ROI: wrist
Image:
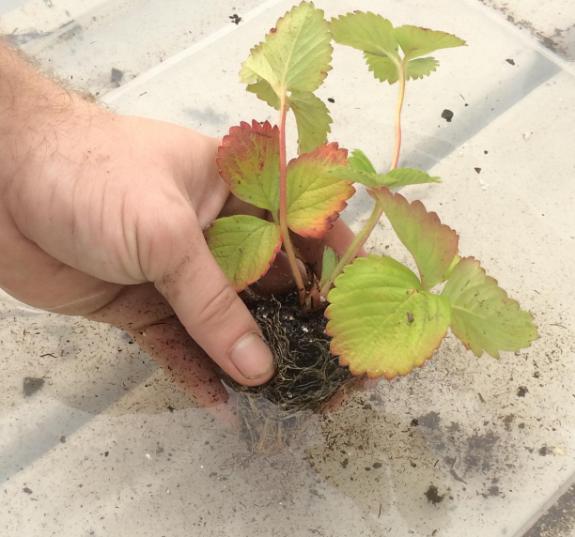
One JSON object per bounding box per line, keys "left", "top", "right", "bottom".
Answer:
{"left": 0, "top": 42, "right": 104, "bottom": 193}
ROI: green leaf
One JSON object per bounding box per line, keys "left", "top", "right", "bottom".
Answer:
{"left": 349, "top": 149, "right": 376, "bottom": 175}
{"left": 364, "top": 52, "right": 400, "bottom": 84}
{"left": 328, "top": 148, "right": 379, "bottom": 185}
{"left": 379, "top": 188, "right": 459, "bottom": 289}
{"left": 326, "top": 255, "right": 451, "bottom": 378}
{"left": 286, "top": 143, "right": 355, "bottom": 237}
{"left": 320, "top": 246, "right": 339, "bottom": 289}
{"left": 406, "top": 57, "right": 439, "bottom": 80}
{"left": 246, "top": 80, "right": 280, "bottom": 109}
{"left": 442, "top": 257, "right": 538, "bottom": 357}
{"left": 206, "top": 216, "right": 282, "bottom": 291}
{"left": 383, "top": 168, "right": 441, "bottom": 188}
{"left": 394, "top": 25, "right": 466, "bottom": 60}
{"left": 217, "top": 120, "right": 279, "bottom": 214}
{"left": 240, "top": 2, "right": 332, "bottom": 96}
{"left": 330, "top": 12, "right": 398, "bottom": 59}
{"left": 331, "top": 12, "right": 401, "bottom": 84}
{"left": 289, "top": 91, "right": 332, "bottom": 154}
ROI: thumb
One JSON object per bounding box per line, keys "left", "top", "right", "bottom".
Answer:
{"left": 153, "top": 217, "right": 275, "bottom": 387}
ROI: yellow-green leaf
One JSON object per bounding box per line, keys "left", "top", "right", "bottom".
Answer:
{"left": 349, "top": 149, "right": 376, "bottom": 175}
{"left": 383, "top": 168, "right": 441, "bottom": 188}
{"left": 394, "top": 25, "right": 466, "bottom": 60}
{"left": 289, "top": 91, "right": 332, "bottom": 154}
{"left": 246, "top": 79, "right": 280, "bottom": 109}
{"left": 330, "top": 12, "right": 398, "bottom": 59}
{"left": 364, "top": 52, "right": 400, "bottom": 84}
{"left": 240, "top": 2, "right": 332, "bottom": 96}
{"left": 442, "top": 257, "right": 538, "bottom": 357}
{"left": 206, "top": 216, "right": 282, "bottom": 291}
{"left": 379, "top": 189, "right": 459, "bottom": 289}
{"left": 331, "top": 12, "right": 401, "bottom": 84}
{"left": 286, "top": 143, "right": 354, "bottom": 237}
{"left": 328, "top": 148, "right": 378, "bottom": 185}
{"left": 217, "top": 120, "right": 279, "bottom": 214}
{"left": 406, "top": 57, "right": 439, "bottom": 80}
{"left": 326, "top": 255, "right": 451, "bottom": 378}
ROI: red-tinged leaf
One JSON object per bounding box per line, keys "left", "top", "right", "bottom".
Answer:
{"left": 286, "top": 143, "right": 355, "bottom": 238}
{"left": 326, "top": 256, "right": 451, "bottom": 378}
{"left": 216, "top": 120, "right": 280, "bottom": 214}
{"left": 379, "top": 188, "right": 459, "bottom": 289}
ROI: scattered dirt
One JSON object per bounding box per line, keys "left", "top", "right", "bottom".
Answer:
{"left": 425, "top": 485, "right": 445, "bottom": 505}
{"left": 22, "top": 377, "right": 45, "bottom": 397}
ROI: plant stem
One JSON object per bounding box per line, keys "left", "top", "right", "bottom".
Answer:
{"left": 278, "top": 94, "right": 306, "bottom": 303}
{"left": 320, "top": 62, "right": 407, "bottom": 296}
{"left": 390, "top": 61, "right": 407, "bottom": 170}
{"left": 319, "top": 202, "right": 384, "bottom": 297}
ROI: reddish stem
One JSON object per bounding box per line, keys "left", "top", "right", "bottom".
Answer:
{"left": 278, "top": 94, "right": 306, "bottom": 303}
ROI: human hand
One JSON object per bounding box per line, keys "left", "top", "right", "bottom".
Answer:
{"left": 0, "top": 44, "right": 365, "bottom": 414}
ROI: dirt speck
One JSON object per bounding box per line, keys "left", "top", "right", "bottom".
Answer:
{"left": 517, "top": 386, "right": 529, "bottom": 397}
{"left": 506, "top": 58, "right": 516, "bottom": 65}
{"left": 465, "top": 431, "right": 499, "bottom": 472}
{"left": 327, "top": 97, "right": 335, "bottom": 103}
{"left": 502, "top": 414, "right": 515, "bottom": 432}
{"left": 441, "top": 109, "right": 454, "bottom": 122}
{"left": 110, "top": 67, "right": 124, "bottom": 86}
{"left": 425, "top": 485, "right": 445, "bottom": 505}
{"left": 539, "top": 446, "right": 550, "bottom": 456}
{"left": 229, "top": 14, "right": 242, "bottom": 25}
{"left": 22, "top": 487, "right": 33, "bottom": 494}
{"left": 23, "top": 377, "right": 45, "bottom": 397}
{"left": 418, "top": 411, "right": 441, "bottom": 430}
{"left": 474, "top": 167, "right": 482, "bottom": 174}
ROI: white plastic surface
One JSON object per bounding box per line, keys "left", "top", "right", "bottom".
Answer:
{"left": 1, "top": 1, "right": 574, "bottom": 536}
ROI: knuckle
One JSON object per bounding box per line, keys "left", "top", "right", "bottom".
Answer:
{"left": 196, "top": 283, "right": 238, "bottom": 328}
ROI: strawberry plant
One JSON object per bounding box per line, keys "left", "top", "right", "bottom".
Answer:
{"left": 206, "top": 2, "right": 537, "bottom": 445}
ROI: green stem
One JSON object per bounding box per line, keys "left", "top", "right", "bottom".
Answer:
{"left": 319, "top": 202, "right": 384, "bottom": 297}
{"left": 319, "top": 61, "right": 407, "bottom": 297}
{"left": 278, "top": 94, "right": 306, "bottom": 303}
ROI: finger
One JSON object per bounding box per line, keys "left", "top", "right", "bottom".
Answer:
{"left": 154, "top": 217, "right": 275, "bottom": 387}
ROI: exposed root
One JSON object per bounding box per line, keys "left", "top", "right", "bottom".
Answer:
{"left": 224, "top": 293, "right": 353, "bottom": 452}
